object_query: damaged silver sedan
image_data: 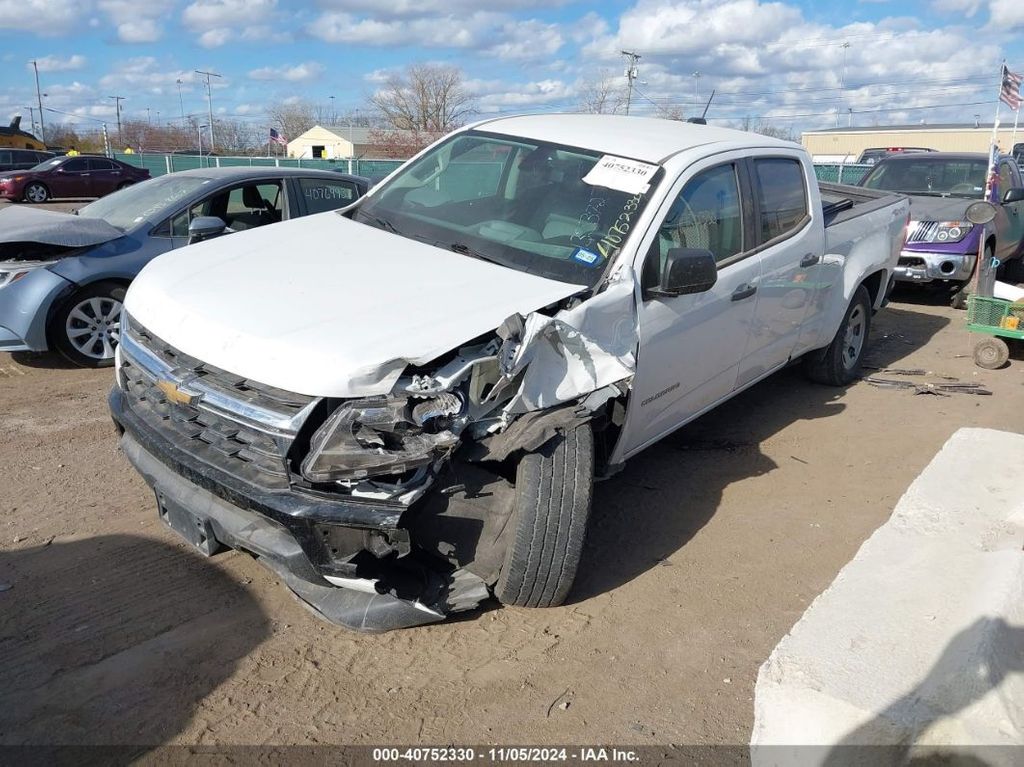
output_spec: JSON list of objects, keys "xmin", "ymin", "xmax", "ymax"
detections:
[{"xmin": 109, "ymin": 115, "xmax": 909, "ymax": 631}]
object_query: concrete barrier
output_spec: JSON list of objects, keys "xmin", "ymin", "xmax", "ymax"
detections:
[{"xmin": 751, "ymin": 428, "xmax": 1024, "ymax": 766}]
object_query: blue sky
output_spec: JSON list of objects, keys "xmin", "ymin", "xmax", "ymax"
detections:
[{"xmin": 1, "ymin": 0, "xmax": 1022, "ymax": 137}]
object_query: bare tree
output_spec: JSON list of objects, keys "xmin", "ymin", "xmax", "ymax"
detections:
[
  {"xmin": 752, "ymin": 121, "xmax": 795, "ymax": 142},
  {"xmin": 577, "ymin": 74, "xmax": 626, "ymax": 115},
  {"xmin": 369, "ymin": 63, "xmax": 476, "ymax": 133},
  {"xmin": 267, "ymin": 100, "xmax": 318, "ymax": 143}
]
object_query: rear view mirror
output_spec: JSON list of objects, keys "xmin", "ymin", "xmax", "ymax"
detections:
[
  {"xmin": 649, "ymin": 247, "xmax": 718, "ymax": 297},
  {"xmin": 1003, "ymin": 187, "xmax": 1024, "ymax": 205},
  {"xmin": 188, "ymin": 216, "xmax": 227, "ymax": 244}
]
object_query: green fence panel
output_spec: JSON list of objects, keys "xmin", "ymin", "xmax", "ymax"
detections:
[
  {"xmin": 813, "ymin": 163, "xmax": 871, "ymax": 186},
  {"xmin": 107, "ymin": 153, "xmax": 408, "ymax": 181}
]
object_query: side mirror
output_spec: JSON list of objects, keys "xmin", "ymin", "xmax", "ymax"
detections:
[
  {"xmin": 187, "ymin": 216, "xmax": 227, "ymax": 243},
  {"xmin": 649, "ymin": 247, "xmax": 718, "ymax": 298},
  {"xmin": 1002, "ymin": 187, "xmax": 1024, "ymax": 205}
]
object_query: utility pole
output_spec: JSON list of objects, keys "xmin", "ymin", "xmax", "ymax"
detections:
[
  {"xmin": 621, "ymin": 50, "xmax": 641, "ymax": 116},
  {"xmin": 31, "ymin": 60, "xmax": 46, "ymax": 143},
  {"xmin": 195, "ymin": 69, "xmax": 221, "ymax": 152},
  {"xmin": 176, "ymin": 79, "xmax": 186, "ymax": 126},
  {"xmin": 836, "ymin": 41, "xmax": 850, "ymax": 127},
  {"xmin": 109, "ymin": 95, "xmax": 125, "ymax": 145},
  {"xmin": 26, "ymin": 106, "xmax": 36, "ymax": 137}
]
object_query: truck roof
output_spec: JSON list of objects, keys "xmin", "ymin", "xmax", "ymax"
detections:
[{"xmin": 470, "ymin": 114, "xmax": 796, "ymax": 164}]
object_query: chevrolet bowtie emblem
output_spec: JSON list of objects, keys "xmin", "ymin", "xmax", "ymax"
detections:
[{"xmin": 156, "ymin": 378, "xmax": 201, "ymax": 407}]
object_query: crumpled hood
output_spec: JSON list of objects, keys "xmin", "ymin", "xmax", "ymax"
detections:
[
  {"xmin": 125, "ymin": 212, "xmax": 583, "ymax": 397},
  {"xmin": 0, "ymin": 206, "xmax": 123, "ymax": 248},
  {"xmin": 906, "ymin": 195, "xmax": 978, "ymax": 222}
]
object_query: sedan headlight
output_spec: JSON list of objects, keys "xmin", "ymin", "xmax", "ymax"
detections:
[
  {"xmin": 913, "ymin": 220, "xmax": 973, "ymax": 243},
  {"xmin": 301, "ymin": 396, "xmax": 462, "ymax": 482},
  {"xmin": 0, "ymin": 260, "xmax": 56, "ymax": 289}
]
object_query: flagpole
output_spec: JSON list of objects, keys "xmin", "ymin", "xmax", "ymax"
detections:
[
  {"xmin": 1013, "ymin": 108, "xmax": 1020, "ymax": 150},
  {"xmin": 984, "ymin": 62, "xmax": 1005, "ymax": 202}
]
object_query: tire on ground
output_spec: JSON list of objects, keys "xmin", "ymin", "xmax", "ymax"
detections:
[
  {"xmin": 24, "ymin": 182, "xmax": 49, "ymax": 203},
  {"xmin": 49, "ymin": 281, "xmax": 127, "ymax": 368},
  {"xmin": 803, "ymin": 284, "xmax": 872, "ymax": 386},
  {"xmin": 973, "ymin": 337, "xmax": 1009, "ymax": 370},
  {"xmin": 495, "ymin": 422, "xmax": 594, "ymax": 608}
]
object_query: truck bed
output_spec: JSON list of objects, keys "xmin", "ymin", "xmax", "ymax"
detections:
[{"xmin": 818, "ymin": 182, "xmax": 905, "ymax": 228}]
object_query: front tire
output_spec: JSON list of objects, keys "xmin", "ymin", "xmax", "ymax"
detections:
[
  {"xmin": 495, "ymin": 422, "xmax": 594, "ymax": 608},
  {"xmin": 803, "ymin": 285, "xmax": 872, "ymax": 386},
  {"xmin": 24, "ymin": 182, "xmax": 49, "ymax": 203},
  {"xmin": 49, "ymin": 281, "xmax": 126, "ymax": 368}
]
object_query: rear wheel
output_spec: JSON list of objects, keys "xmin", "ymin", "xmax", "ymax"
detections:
[
  {"xmin": 116, "ymin": 181, "xmax": 134, "ymax": 191},
  {"xmin": 24, "ymin": 182, "xmax": 49, "ymax": 203},
  {"xmin": 50, "ymin": 281, "xmax": 126, "ymax": 368},
  {"xmin": 803, "ymin": 285, "xmax": 872, "ymax": 386},
  {"xmin": 495, "ymin": 423, "xmax": 594, "ymax": 608}
]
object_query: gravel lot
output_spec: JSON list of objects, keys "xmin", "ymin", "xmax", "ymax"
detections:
[{"xmin": 2, "ymin": 199, "xmax": 1023, "ymax": 747}]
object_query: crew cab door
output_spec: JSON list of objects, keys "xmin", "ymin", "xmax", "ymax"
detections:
[
  {"xmin": 617, "ymin": 156, "xmax": 761, "ymax": 458},
  {"xmin": 736, "ymin": 155, "xmax": 824, "ymax": 388}
]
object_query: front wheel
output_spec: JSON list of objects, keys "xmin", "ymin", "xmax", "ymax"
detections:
[
  {"xmin": 494, "ymin": 422, "xmax": 594, "ymax": 608},
  {"xmin": 803, "ymin": 285, "xmax": 872, "ymax": 386},
  {"xmin": 24, "ymin": 182, "xmax": 49, "ymax": 203},
  {"xmin": 49, "ymin": 281, "xmax": 127, "ymax": 368},
  {"xmin": 116, "ymin": 181, "xmax": 134, "ymax": 191}
]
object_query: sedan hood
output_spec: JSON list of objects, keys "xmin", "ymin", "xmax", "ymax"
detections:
[
  {"xmin": 0, "ymin": 206, "xmax": 123, "ymax": 250},
  {"xmin": 125, "ymin": 212, "xmax": 583, "ymax": 397},
  {"xmin": 905, "ymin": 194, "xmax": 978, "ymax": 222}
]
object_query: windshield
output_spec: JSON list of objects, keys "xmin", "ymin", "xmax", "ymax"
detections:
[
  {"xmin": 354, "ymin": 130, "xmax": 663, "ymax": 287},
  {"xmin": 78, "ymin": 175, "xmax": 209, "ymax": 231},
  {"xmin": 29, "ymin": 158, "xmax": 64, "ymax": 172},
  {"xmin": 861, "ymin": 158, "xmax": 988, "ymax": 197}
]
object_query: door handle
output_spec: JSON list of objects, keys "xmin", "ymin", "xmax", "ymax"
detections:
[
  {"xmin": 800, "ymin": 253, "xmax": 820, "ymax": 267},
  {"xmin": 731, "ymin": 284, "xmax": 757, "ymax": 301}
]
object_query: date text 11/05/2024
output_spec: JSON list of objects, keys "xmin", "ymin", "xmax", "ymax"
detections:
[{"xmin": 372, "ymin": 747, "xmax": 640, "ymax": 762}]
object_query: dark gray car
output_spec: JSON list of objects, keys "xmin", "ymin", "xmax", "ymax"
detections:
[{"xmin": 0, "ymin": 167, "xmax": 369, "ymax": 366}]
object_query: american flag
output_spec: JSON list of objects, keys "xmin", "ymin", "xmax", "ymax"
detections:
[
  {"xmin": 1000, "ymin": 64, "xmax": 1022, "ymax": 110},
  {"xmin": 269, "ymin": 128, "xmax": 287, "ymax": 146}
]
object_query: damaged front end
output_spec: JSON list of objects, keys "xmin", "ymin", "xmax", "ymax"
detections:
[{"xmin": 111, "ymin": 276, "xmax": 638, "ymax": 632}]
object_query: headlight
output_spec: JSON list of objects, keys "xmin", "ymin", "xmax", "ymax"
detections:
[
  {"xmin": 913, "ymin": 220, "xmax": 973, "ymax": 243},
  {"xmin": 0, "ymin": 261, "xmax": 56, "ymax": 289},
  {"xmin": 301, "ymin": 396, "xmax": 462, "ymax": 482}
]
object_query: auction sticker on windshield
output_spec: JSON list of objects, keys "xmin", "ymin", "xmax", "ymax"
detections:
[{"xmin": 583, "ymin": 155, "xmax": 659, "ymax": 195}]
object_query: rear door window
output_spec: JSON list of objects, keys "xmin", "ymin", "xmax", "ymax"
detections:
[
  {"xmin": 753, "ymin": 158, "xmax": 808, "ymax": 244},
  {"xmin": 298, "ymin": 177, "xmax": 359, "ymax": 214},
  {"xmin": 63, "ymin": 158, "xmax": 89, "ymax": 173}
]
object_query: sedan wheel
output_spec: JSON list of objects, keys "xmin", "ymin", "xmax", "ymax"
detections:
[
  {"xmin": 50, "ymin": 282, "xmax": 127, "ymax": 368},
  {"xmin": 24, "ymin": 183, "xmax": 49, "ymax": 203}
]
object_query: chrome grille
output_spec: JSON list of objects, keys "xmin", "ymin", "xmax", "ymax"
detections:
[
  {"xmin": 906, "ymin": 221, "xmax": 938, "ymax": 244},
  {"xmin": 119, "ymin": 316, "xmax": 317, "ymax": 489}
]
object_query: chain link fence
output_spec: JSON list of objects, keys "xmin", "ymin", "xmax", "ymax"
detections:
[{"xmin": 112, "ymin": 153, "xmax": 405, "ymax": 181}]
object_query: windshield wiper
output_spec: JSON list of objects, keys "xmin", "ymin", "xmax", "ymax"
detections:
[
  {"xmin": 449, "ymin": 242, "xmax": 504, "ymax": 266},
  {"xmin": 362, "ymin": 213, "xmax": 401, "ymax": 235}
]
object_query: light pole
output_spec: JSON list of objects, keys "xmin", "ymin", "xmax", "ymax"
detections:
[
  {"xmin": 692, "ymin": 71, "xmax": 702, "ymax": 113},
  {"xmin": 198, "ymin": 123, "xmax": 207, "ymax": 166},
  {"xmin": 195, "ymin": 69, "xmax": 221, "ymax": 152},
  {"xmin": 329, "ymin": 95, "xmax": 335, "ymax": 123},
  {"xmin": 176, "ymin": 79, "xmax": 186, "ymax": 126},
  {"xmin": 30, "ymin": 59, "xmax": 46, "ymax": 143}
]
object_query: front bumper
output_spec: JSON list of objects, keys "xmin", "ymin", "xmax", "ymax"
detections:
[
  {"xmin": 893, "ymin": 249, "xmax": 975, "ymax": 284},
  {"xmin": 109, "ymin": 386, "xmax": 464, "ymax": 632},
  {"xmin": 0, "ymin": 268, "xmax": 74, "ymax": 352}
]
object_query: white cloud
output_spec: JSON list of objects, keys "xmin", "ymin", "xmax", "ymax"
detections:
[
  {"xmin": 198, "ymin": 28, "xmax": 232, "ymax": 47},
  {"xmin": 989, "ymin": 0, "xmax": 1024, "ymax": 29},
  {"xmin": 309, "ymin": 10, "xmax": 504, "ymax": 48},
  {"xmin": 99, "ymin": 57, "xmax": 197, "ymax": 95},
  {"xmin": 29, "ymin": 54, "xmax": 87, "ymax": 72},
  {"xmin": 248, "ymin": 62, "xmax": 325, "ymax": 82},
  {"xmin": 931, "ymin": 0, "xmax": 985, "ymax": 16},
  {"xmin": 115, "ymin": 20, "xmax": 161, "ymax": 43},
  {"xmin": 0, "ymin": 0, "xmax": 82, "ymax": 34},
  {"xmin": 183, "ymin": 0, "xmax": 276, "ymax": 26},
  {"xmin": 487, "ymin": 19, "xmax": 563, "ymax": 60}
]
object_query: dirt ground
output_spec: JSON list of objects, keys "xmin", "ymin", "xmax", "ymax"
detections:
[{"xmin": 2, "ymin": 234, "xmax": 1024, "ymax": 747}]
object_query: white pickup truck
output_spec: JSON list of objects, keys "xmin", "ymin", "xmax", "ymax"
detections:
[{"xmin": 109, "ymin": 115, "xmax": 909, "ymax": 632}]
